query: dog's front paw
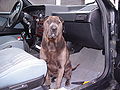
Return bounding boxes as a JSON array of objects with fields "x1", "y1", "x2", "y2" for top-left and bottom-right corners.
[
  {"x1": 51, "y1": 77, "x2": 56, "y2": 83},
  {"x1": 55, "y1": 85, "x2": 61, "y2": 89},
  {"x1": 46, "y1": 85, "x2": 51, "y2": 89}
]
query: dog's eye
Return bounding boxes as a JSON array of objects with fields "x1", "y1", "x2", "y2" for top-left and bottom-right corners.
[
  {"x1": 47, "y1": 20, "x2": 51, "y2": 24},
  {"x1": 57, "y1": 21, "x2": 61, "y2": 24}
]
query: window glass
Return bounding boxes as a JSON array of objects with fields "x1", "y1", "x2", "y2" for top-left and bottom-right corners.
[
  {"x1": 29, "y1": 0, "x2": 56, "y2": 5},
  {"x1": 0, "y1": 0, "x2": 17, "y2": 12},
  {"x1": 28, "y1": 0, "x2": 86, "y2": 5},
  {"x1": 28, "y1": 0, "x2": 96, "y2": 5},
  {"x1": 0, "y1": 0, "x2": 96, "y2": 12},
  {"x1": 85, "y1": 0, "x2": 95, "y2": 4},
  {"x1": 61, "y1": 0, "x2": 85, "y2": 5}
]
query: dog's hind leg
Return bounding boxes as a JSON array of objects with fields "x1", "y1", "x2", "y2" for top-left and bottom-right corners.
[
  {"x1": 64, "y1": 69, "x2": 72, "y2": 86},
  {"x1": 65, "y1": 79, "x2": 70, "y2": 86},
  {"x1": 64, "y1": 61, "x2": 72, "y2": 86}
]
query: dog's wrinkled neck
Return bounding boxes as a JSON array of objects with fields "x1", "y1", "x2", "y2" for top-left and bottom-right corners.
[
  {"x1": 42, "y1": 36, "x2": 65, "y2": 53},
  {"x1": 48, "y1": 41, "x2": 56, "y2": 52}
]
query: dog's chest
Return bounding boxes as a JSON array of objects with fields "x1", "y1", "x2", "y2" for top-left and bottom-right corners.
[
  {"x1": 46, "y1": 52, "x2": 61, "y2": 75},
  {"x1": 48, "y1": 42, "x2": 56, "y2": 52}
]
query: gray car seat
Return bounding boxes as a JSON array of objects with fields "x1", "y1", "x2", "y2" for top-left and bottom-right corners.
[
  {"x1": 0, "y1": 35, "x2": 24, "y2": 50},
  {"x1": 0, "y1": 48, "x2": 47, "y2": 89}
]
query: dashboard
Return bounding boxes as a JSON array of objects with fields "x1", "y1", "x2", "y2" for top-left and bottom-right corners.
[
  {"x1": 22, "y1": 5, "x2": 68, "y2": 38},
  {"x1": 23, "y1": 5, "x2": 45, "y2": 37},
  {"x1": 21, "y1": 4, "x2": 103, "y2": 50},
  {"x1": 29, "y1": 10, "x2": 45, "y2": 18},
  {"x1": 22, "y1": 5, "x2": 68, "y2": 50},
  {"x1": 23, "y1": 5, "x2": 45, "y2": 18}
]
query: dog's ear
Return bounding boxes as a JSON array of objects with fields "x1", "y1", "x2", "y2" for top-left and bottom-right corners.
[
  {"x1": 43, "y1": 16, "x2": 49, "y2": 22},
  {"x1": 58, "y1": 16, "x2": 64, "y2": 23}
]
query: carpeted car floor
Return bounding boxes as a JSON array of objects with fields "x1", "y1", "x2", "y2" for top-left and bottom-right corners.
[{"x1": 51, "y1": 47, "x2": 105, "y2": 89}]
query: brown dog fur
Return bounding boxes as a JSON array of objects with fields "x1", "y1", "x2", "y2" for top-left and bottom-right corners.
[{"x1": 40, "y1": 16, "x2": 75, "y2": 89}]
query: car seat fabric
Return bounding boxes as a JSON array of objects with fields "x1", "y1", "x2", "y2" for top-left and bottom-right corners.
[
  {"x1": 0, "y1": 40, "x2": 24, "y2": 50},
  {"x1": 0, "y1": 36, "x2": 17, "y2": 45},
  {"x1": 0, "y1": 48, "x2": 47, "y2": 88},
  {"x1": 0, "y1": 36, "x2": 24, "y2": 50}
]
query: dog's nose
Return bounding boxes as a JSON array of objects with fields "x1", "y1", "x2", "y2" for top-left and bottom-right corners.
[{"x1": 51, "y1": 25, "x2": 57, "y2": 31}]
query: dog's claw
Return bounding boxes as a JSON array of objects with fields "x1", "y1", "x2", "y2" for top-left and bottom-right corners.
[
  {"x1": 46, "y1": 85, "x2": 51, "y2": 89},
  {"x1": 51, "y1": 77, "x2": 56, "y2": 83},
  {"x1": 65, "y1": 80, "x2": 70, "y2": 86}
]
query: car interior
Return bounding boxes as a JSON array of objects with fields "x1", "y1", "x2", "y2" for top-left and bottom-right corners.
[{"x1": 0, "y1": 0, "x2": 105, "y2": 89}]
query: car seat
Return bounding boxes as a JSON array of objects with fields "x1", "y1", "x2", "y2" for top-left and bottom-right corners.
[
  {"x1": 0, "y1": 35, "x2": 24, "y2": 50},
  {"x1": 0, "y1": 48, "x2": 47, "y2": 89}
]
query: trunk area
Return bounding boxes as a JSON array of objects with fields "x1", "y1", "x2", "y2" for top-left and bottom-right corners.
[{"x1": 51, "y1": 47, "x2": 105, "y2": 89}]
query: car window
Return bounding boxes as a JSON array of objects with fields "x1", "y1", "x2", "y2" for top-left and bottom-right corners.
[
  {"x1": 28, "y1": 0, "x2": 56, "y2": 5},
  {"x1": 0, "y1": 0, "x2": 17, "y2": 12},
  {"x1": 0, "y1": 0, "x2": 96, "y2": 12},
  {"x1": 61, "y1": 0, "x2": 85, "y2": 5},
  {"x1": 28, "y1": 0, "x2": 95, "y2": 5}
]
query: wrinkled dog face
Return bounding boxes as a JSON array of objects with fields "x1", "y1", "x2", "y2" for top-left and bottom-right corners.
[{"x1": 43, "y1": 16, "x2": 63, "y2": 40}]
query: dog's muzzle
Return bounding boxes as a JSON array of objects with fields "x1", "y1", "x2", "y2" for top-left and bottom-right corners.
[
  {"x1": 48, "y1": 33, "x2": 56, "y2": 39},
  {"x1": 48, "y1": 24, "x2": 58, "y2": 39}
]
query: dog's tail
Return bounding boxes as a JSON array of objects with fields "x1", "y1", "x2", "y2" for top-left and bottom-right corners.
[{"x1": 72, "y1": 64, "x2": 80, "y2": 71}]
